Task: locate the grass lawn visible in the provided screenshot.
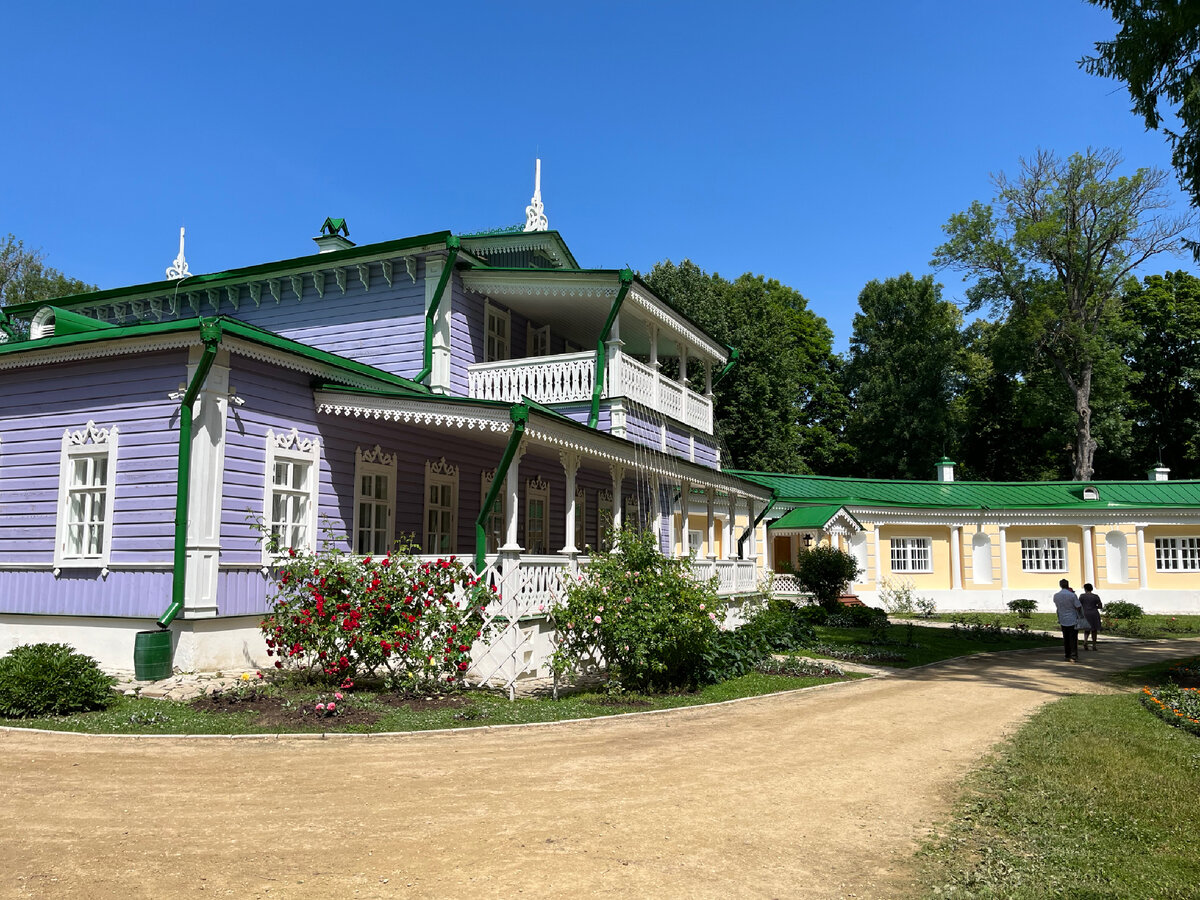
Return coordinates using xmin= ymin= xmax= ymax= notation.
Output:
xmin=2 ymin=670 xmax=865 ymax=735
xmin=801 ymin=622 xmax=1061 ymax=668
xmin=916 ymin=654 xmax=1200 ymax=899
xmin=918 ymin=611 xmax=1200 ymax=640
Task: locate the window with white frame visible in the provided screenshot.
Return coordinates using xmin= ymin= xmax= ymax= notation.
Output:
xmin=55 ymin=421 xmax=118 ymax=569
xmin=890 ymin=537 xmax=932 ymax=573
xmin=423 ymin=458 xmax=458 ymax=555
xmin=574 ymin=487 xmax=587 ymax=550
xmin=353 ymin=445 xmax=396 ymax=556
xmin=480 ymin=468 xmax=506 ymax=554
xmin=263 ymin=429 xmax=320 ymax=562
xmin=598 ymin=488 xmax=613 ymax=551
xmin=1155 ymin=536 xmax=1200 ymax=571
xmin=1020 ymin=537 xmax=1068 ymax=572
xmin=623 ymin=494 xmax=641 ymax=533
xmin=527 ymin=323 xmax=550 ymax=357
xmin=688 ymin=529 xmax=704 ymax=558
xmin=525 ymin=476 xmax=550 ymax=554
xmin=485 ymin=302 xmax=510 ymax=363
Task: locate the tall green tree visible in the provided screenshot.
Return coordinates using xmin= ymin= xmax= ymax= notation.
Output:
xmin=843 ymin=273 xmax=964 ymax=479
xmin=1082 ymin=2 xmax=1200 ymax=249
xmin=1119 ymin=270 xmax=1200 ymax=477
xmin=932 ymin=148 xmax=1194 ymax=481
xmin=0 ymin=234 xmax=94 ymax=307
xmin=644 ymin=260 xmax=850 ymax=473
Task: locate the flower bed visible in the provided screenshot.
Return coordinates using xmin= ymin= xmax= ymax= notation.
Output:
xmin=1140 ymin=683 xmax=1200 ymax=736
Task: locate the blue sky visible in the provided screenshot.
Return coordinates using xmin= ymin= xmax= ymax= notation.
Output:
xmin=4 ymin=1 xmax=1194 ymax=350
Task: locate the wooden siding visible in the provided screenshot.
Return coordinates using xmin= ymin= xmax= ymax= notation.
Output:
xmin=0 ymin=569 xmax=173 ymax=617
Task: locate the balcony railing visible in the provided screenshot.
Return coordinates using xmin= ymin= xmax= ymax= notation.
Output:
xmin=468 ymin=349 xmax=714 ymax=433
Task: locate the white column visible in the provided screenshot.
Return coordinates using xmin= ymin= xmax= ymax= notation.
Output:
xmin=680 ymin=480 xmax=691 ymax=555
xmin=748 ymin=499 xmax=759 ymax=562
xmin=706 ymin=488 xmax=716 ymax=560
xmin=726 ymin=492 xmax=737 ymax=559
xmin=705 ymin=360 xmax=713 ymax=397
xmin=610 ymin=463 xmax=624 ymax=531
xmin=950 ymin=525 xmax=962 ymax=591
xmin=424 ymin=257 xmax=452 ymax=394
xmin=501 ymin=446 xmax=524 ymax=551
xmin=998 ymin=524 xmax=1009 ymax=590
xmin=874 ymin=527 xmax=883 ymax=584
xmin=185 ymin=346 xmax=231 ymax=618
xmin=651 ymin=474 xmax=662 ymax=552
xmin=560 ymin=451 xmax=580 ymax=554
xmin=1082 ymin=525 xmax=1095 ymax=585
xmin=1136 ymin=524 xmax=1149 ymax=589
xmin=649 ymin=323 xmax=660 ymax=414
xmin=678 ymin=342 xmax=689 ymax=383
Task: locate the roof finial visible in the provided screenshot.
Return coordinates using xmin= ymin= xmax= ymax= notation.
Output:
xmin=524 ymin=158 xmax=548 ymax=232
xmin=166 ymin=227 xmax=190 ymax=280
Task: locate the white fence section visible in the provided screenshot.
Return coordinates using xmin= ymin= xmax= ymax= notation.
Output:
xmin=770 ymin=573 xmax=804 ymax=595
xmin=467 ymin=349 xmax=713 ymax=433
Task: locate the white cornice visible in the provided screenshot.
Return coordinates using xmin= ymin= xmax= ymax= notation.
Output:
xmin=775 ymin=504 xmax=1200 ymax=527
xmin=314 ymin=391 xmax=514 ymax=433
xmin=461 ymin=271 xmax=619 ymax=300
xmin=626 ymin=285 xmax=727 ymax=362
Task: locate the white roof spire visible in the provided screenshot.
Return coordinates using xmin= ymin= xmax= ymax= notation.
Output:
xmin=524 ymin=158 xmax=548 ymax=232
xmin=166 ymin=227 xmax=190 ymax=280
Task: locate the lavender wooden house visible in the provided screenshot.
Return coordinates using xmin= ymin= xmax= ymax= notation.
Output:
xmin=0 ymin=215 xmax=772 ymax=683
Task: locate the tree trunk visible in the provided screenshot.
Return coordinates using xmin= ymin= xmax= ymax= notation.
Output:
xmin=1072 ymin=364 xmax=1096 ymax=481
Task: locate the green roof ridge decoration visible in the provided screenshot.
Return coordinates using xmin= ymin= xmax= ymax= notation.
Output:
xmin=320 ymin=217 xmax=349 ymax=237
xmin=458 ymin=224 xmax=527 ymax=237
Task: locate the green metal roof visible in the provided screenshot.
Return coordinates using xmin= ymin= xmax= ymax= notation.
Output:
xmin=768 ymin=505 xmax=858 ymax=530
xmin=728 ymin=471 xmax=1200 ymax=510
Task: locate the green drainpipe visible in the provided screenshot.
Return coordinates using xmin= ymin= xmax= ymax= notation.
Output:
xmin=414 ymin=235 xmax=461 ymax=387
xmin=587 ymin=268 xmax=634 ymax=428
xmin=713 ymin=344 xmax=740 ymax=385
xmin=156 ymin=320 xmax=224 ymax=629
xmin=737 ymin=492 xmax=777 ymax=558
xmin=475 ymin=403 xmax=529 ymax=573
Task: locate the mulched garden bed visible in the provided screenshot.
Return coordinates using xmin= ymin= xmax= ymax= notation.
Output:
xmin=190 ymin=689 xmax=473 ymax=730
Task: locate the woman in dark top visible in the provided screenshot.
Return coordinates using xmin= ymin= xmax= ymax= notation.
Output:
xmin=1078 ymin=583 xmax=1103 ymax=650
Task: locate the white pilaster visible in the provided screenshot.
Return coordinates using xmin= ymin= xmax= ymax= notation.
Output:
xmin=726 ymin=492 xmax=737 ymax=559
xmin=560 ymin=451 xmax=580 ymax=555
xmin=1082 ymin=525 xmax=1095 ymax=585
xmin=679 ymin=480 xmax=691 ymax=556
xmin=998 ymin=524 xmax=1009 ymax=590
xmin=748 ymin=499 xmax=759 ymax=562
xmin=424 ymin=257 xmax=453 ymax=394
xmin=950 ymin=525 xmax=962 ymax=591
xmin=651 ymin=474 xmax=662 ymax=552
xmin=706 ymin=488 xmax=716 ymax=560
xmin=501 ymin=445 xmax=525 ymax=552
xmin=1136 ymin=524 xmax=1148 ymax=589
xmin=874 ymin=527 xmax=882 ymax=584
xmin=185 ymin=347 xmax=231 ymax=618
xmin=610 ymin=463 xmax=624 ymax=532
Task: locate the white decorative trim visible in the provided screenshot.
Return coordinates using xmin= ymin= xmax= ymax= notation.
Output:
xmin=269 ymin=279 xmax=282 ymax=304
xmin=524 ymin=158 xmax=548 ymax=232
xmin=166 ymin=227 xmax=190 ymax=280
xmin=381 ymin=260 xmax=394 ymax=287
xmin=625 ymin=284 xmax=727 ymax=363
xmin=262 ymin=429 xmax=320 ymax=564
xmin=335 ymin=268 xmax=347 ymax=295
xmin=598 ymin=488 xmax=613 ymax=503
xmin=290 ymin=274 xmax=304 ymax=301
xmin=464 ymin=271 xmax=620 ymax=301
xmin=405 ymin=256 xmax=418 ymax=283
xmin=313 ymin=271 xmax=326 ymax=299
xmin=54 ymin=422 xmax=119 ymax=572
xmin=352 ymin=445 xmax=396 ymax=556
xmin=357 ymin=444 xmax=396 ymax=467
xmin=226 ymin=286 xmax=240 ymax=311
xmin=422 ymin=457 xmax=459 ymax=554
xmin=313 ymin=391 xmax=513 ymax=432
xmin=249 ymin=283 xmax=262 ymax=307
xmin=357 ymin=264 xmax=371 ymax=292
xmin=206 ymin=289 xmax=220 ymax=313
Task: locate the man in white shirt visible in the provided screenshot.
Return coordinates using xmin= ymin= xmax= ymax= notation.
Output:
xmin=1052 ymin=578 xmax=1082 ymax=662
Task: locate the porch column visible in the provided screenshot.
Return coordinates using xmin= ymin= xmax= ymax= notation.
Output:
xmin=424 ymin=257 xmax=452 ymax=394
xmin=185 ymin=346 xmax=231 ymax=618
xmin=1136 ymin=524 xmax=1149 ymax=589
xmin=950 ymin=525 xmax=962 ymax=591
xmin=747 ymin=498 xmax=759 ymax=562
xmin=651 ymin=474 xmax=662 ymax=553
xmin=1081 ymin=525 xmax=1095 ymax=585
xmin=610 ymin=463 xmax=624 ymax=532
xmin=649 ymin=323 xmax=660 ymax=413
xmin=704 ymin=359 xmax=713 ymax=398
xmin=500 ymin=445 xmax=525 ymax=552
xmin=706 ymin=487 xmax=716 ymax=560
xmin=998 ymin=524 xmax=1009 ymax=590
xmin=559 ymin=451 xmax=580 ymax=555
xmin=726 ymin=492 xmax=737 ymax=559
xmin=680 ymin=480 xmax=691 ymax=556
xmin=678 ymin=342 xmax=689 ymax=383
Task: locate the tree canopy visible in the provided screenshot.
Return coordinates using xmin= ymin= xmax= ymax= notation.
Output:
xmin=0 ymin=234 xmax=94 ymax=308
xmin=932 ymin=148 xmax=1195 ymax=481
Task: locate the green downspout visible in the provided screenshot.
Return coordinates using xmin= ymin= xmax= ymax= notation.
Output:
xmin=713 ymin=344 xmax=740 ymax=385
xmin=414 ymin=235 xmax=461 ymax=387
xmin=475 ymin=403 xmax=529 ymax=572
xmin=156 ymin=320 xmax=224 ymax=629
xmin=587 ymin=268 xmax=634 ymax=428
xmin=737 ymin=492 xmax=777 ymax=558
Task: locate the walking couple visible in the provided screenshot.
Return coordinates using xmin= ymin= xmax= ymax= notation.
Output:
xmin=1053 ymin=579 xmax=1104 ymax=662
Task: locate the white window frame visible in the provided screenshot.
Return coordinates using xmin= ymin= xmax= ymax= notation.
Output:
xmin=890 ymin=536 xmax=932 ymax=573
xmin=262 ymin=429 xmax=321 ymax=564
xmin=423 ymin=457 xmax=459 ymax=555
xmin=54 ymin=421 xmax=118 ymax=572
xmin=623 ymin=494 xmax=641 ymax=533
xmin=598 ymin=488 xmax=614 ymax=551
xmin=352 ymin=445 xmax=396 ymax=557
xmin=527 ymin=323 xmax=551 ymax=358
xmin=480 ymin=468 xmax=506 ymax=555
xmin=1154 ymin=536 xmax=1200 ymax=572
xmin=574 ymin=487 xmax=587 ymax=552
xmin=525 ymin=476 xmax=550 ymax=555
xmin=688 ymin=529 xmax=704 ymax=558
xmin=484 ymin=301 xmax=510 ymax=363
xmin=1020 ymin=537 xmax=1068 ymax=573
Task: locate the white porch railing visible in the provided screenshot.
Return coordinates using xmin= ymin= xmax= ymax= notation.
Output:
xmin=467 ymin=349 xmax=714 ymax=433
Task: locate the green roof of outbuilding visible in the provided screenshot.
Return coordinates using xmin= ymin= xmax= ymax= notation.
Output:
xmin=727 ymin=471 xmax=1200 ymax=510
xmin=768 ymin=505 xmax=859 ymax=530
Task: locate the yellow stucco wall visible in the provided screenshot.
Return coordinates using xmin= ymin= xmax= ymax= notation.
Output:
xmin=1142 ymin=525 xmax=1200 ymax=588
xmin=875 ymin=525 xmax=952 ymax=589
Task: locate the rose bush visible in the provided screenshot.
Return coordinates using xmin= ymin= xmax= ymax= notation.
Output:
xmin=260 ymin=538 xmax=496 ymax=692
xmin=550 ymin=527 xmax=720 ymax=691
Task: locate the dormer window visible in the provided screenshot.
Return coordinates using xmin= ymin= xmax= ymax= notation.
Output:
xmin=485 ymin=301 xmax=510 ymax=362
xmin=1083 ymin=486 xmax=1100 ymax=501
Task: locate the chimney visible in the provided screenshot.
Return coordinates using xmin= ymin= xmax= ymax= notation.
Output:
xmin=936 ymin=457 xmax=956 ymax=482
xmin=1148 ymin=466 xmax=1170 ymax=482
xmin=313 ymin=217 xmax=355 ymax=253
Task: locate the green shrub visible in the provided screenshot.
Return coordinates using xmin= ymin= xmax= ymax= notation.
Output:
xmin=551 ymin=527 xmax=720 ymax=691
xmin=792 ymin=602 xmax=829 ymax=626
xmin=1007 ymin=598 xmax=1037 ymax=617
xmin=1105 ymin=600 xmax=1144 ymax=620
xmin=0 ymin=643 xmax=114 ymax=718
xmin=878 ymin=578 xmax=916 ymax=615
xmin=699 ymin=597 xmax=820 ymax=683
xmin=826 ymin=604 xmax=889 ymax=629
xmin=914 ymin=596 xmax=937 ymax=618
xmin=795 ymin=545 xmax=861 ymax=611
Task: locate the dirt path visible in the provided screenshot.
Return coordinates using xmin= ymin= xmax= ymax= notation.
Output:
xmin=2 ymin=640 xmax=1195 ymax=900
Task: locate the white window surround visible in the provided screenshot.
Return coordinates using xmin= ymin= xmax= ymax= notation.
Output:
xmin=484 ymin=301 xmax=511 ymax=363
xmin=480 ymin=468 xmax=506 ymax=554
xmin=423 ymin=457 xmax=458 ymax=555
xmin=527 ymin=323 xmax=550 ymax=357
xmin=262 ymin=428 xmax=321 ymax=564
xmin=1020 ymin=537 xmax=1068 ymax=573
xmin=1154 ymin=536 xmax=1200 ymax=571
xmin=971 ymin=532 xmax=994 ymax=585
xmin=623 ymin=494 xmax=641 ymax=533
xmin=352 ymin=445 xmax=396 ymax=557
xmin=1105 ymin=529 xmax=1129 ymax=583
xmin=890 ymin=536 xmax=932 ymax=573
xmin=688 ymin=529 xmax=703 ymax=558
xmin=525 ymin=475 xmax=550 ymax=555
xmin=575 ymin=487 xmax=587 ymax=552
xmin=54 ymin=422 xmax=118 ymax=573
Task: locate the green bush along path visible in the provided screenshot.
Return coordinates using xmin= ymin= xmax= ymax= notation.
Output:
xmin=1 ymin=639 xmax=1196 ymax=899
